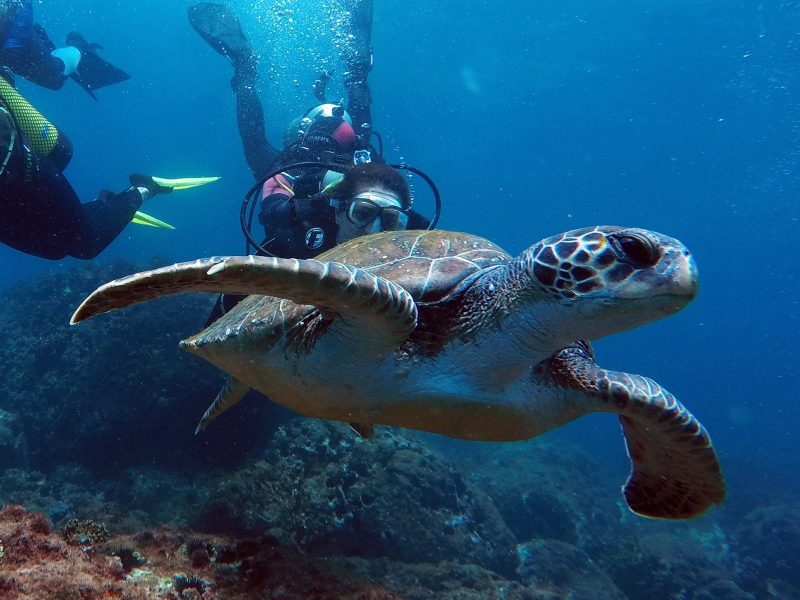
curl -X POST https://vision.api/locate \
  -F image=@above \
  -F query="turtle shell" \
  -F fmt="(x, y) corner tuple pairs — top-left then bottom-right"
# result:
(198, 230), (510, 348)
(315, 229), (510, 303)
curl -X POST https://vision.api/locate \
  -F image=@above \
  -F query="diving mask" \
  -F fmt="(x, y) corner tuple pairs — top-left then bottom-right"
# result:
(335, 190), (409, 233)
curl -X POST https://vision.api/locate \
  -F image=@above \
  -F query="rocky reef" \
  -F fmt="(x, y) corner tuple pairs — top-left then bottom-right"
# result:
(0, 259), (276, 473)
(0, 504), (404, 599)
(195, 421), (518, 577)
(0, 261), (795, 598)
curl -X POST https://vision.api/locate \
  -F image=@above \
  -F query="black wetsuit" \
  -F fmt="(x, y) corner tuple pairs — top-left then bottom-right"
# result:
(0, 0), (69, 89)
(0, 104), (142, 260)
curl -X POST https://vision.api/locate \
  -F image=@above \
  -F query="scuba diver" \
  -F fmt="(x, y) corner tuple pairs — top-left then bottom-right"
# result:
(0, 72), (218, 260)
(0, 0), (129, 99)
(187, 1), (435, 258)
(189, 1), (439, 323)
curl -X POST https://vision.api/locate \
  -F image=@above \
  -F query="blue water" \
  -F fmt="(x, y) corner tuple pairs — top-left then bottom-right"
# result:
(2, 0), (798, 586)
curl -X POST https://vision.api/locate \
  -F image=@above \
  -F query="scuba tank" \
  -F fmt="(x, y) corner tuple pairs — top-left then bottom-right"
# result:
(0, 75), (72, 170)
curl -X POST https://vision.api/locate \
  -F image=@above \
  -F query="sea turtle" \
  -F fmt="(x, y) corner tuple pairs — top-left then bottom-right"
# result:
(71, 226), (725, 519)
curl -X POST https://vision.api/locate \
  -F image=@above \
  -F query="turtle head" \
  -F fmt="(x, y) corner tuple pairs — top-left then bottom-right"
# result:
(518, 226), (697, 341)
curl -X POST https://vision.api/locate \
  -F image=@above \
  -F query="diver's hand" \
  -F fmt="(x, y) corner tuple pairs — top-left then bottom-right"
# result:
(292, 193), (331, 221)
(292, 196), (315, 215)
(313, 70), (331, 103)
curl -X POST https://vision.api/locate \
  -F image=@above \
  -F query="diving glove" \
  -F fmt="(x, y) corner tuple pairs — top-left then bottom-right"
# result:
(66, 32), (130, 99)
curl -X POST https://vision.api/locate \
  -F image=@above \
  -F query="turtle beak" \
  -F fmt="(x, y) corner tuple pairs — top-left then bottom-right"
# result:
(665, 245), (698, 301)
(685, 252), (699, 301)
(577, 238), (699, 337)
(645, 244), (698, 316)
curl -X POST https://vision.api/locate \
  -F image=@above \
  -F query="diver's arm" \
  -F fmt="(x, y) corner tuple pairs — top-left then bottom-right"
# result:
(342, 0), (373, 140)
(234, 83), (280, 180)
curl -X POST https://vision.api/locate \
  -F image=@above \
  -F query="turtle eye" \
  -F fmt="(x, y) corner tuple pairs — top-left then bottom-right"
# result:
(608, 233), (659, 268)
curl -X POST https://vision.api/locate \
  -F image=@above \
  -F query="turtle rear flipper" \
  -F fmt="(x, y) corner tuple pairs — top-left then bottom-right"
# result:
(71, 256), (418, 350)
(543, 342), (725, 519)
(195, 376), (250, 434)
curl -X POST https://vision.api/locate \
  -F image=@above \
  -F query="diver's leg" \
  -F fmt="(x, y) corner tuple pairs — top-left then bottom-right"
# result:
(234, 78), (279, 180)
(0, 109), (138, 260)
(0, 135), (82, 259)
(36, 158), (143, 260)
(342, 0), (374, 139)
(0, 147), (139, 259)
(66, 187), (143, 259)
(187, 3), (278, 179)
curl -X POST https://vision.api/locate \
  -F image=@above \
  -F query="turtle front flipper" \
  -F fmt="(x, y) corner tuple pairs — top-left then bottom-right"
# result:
(71, 256), (418, 347)
(543, 342), (725, 519)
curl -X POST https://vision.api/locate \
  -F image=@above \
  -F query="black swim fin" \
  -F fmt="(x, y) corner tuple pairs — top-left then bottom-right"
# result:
(66, 32), (130, 98)
(187, 3), (252, 62)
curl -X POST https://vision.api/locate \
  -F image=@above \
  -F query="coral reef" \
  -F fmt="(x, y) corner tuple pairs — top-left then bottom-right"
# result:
(516, 539), (626, 600)
(13, 488), (764, 600)
(195, 420), (518, 576)
(0, 505), (130, 599)
(463, 439), (622, 556)
(0, 409), (26, 470)
(733, 504), (800, 597)
(0, 505), (405, 599)
(62, 518), (111, 545)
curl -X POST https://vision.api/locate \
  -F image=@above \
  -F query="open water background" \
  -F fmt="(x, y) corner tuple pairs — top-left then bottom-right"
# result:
(1, 0), (798, 567)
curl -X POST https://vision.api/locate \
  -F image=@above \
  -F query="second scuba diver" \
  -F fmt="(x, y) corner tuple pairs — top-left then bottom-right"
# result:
(188, 0), (436, 323)
(187, 0), (432, 258)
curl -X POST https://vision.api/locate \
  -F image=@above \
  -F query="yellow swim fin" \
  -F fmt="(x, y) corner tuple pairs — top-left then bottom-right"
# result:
(131, 211), (175, 230)
(151, 176), (220, 190)
(127, 175), (219, 230)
